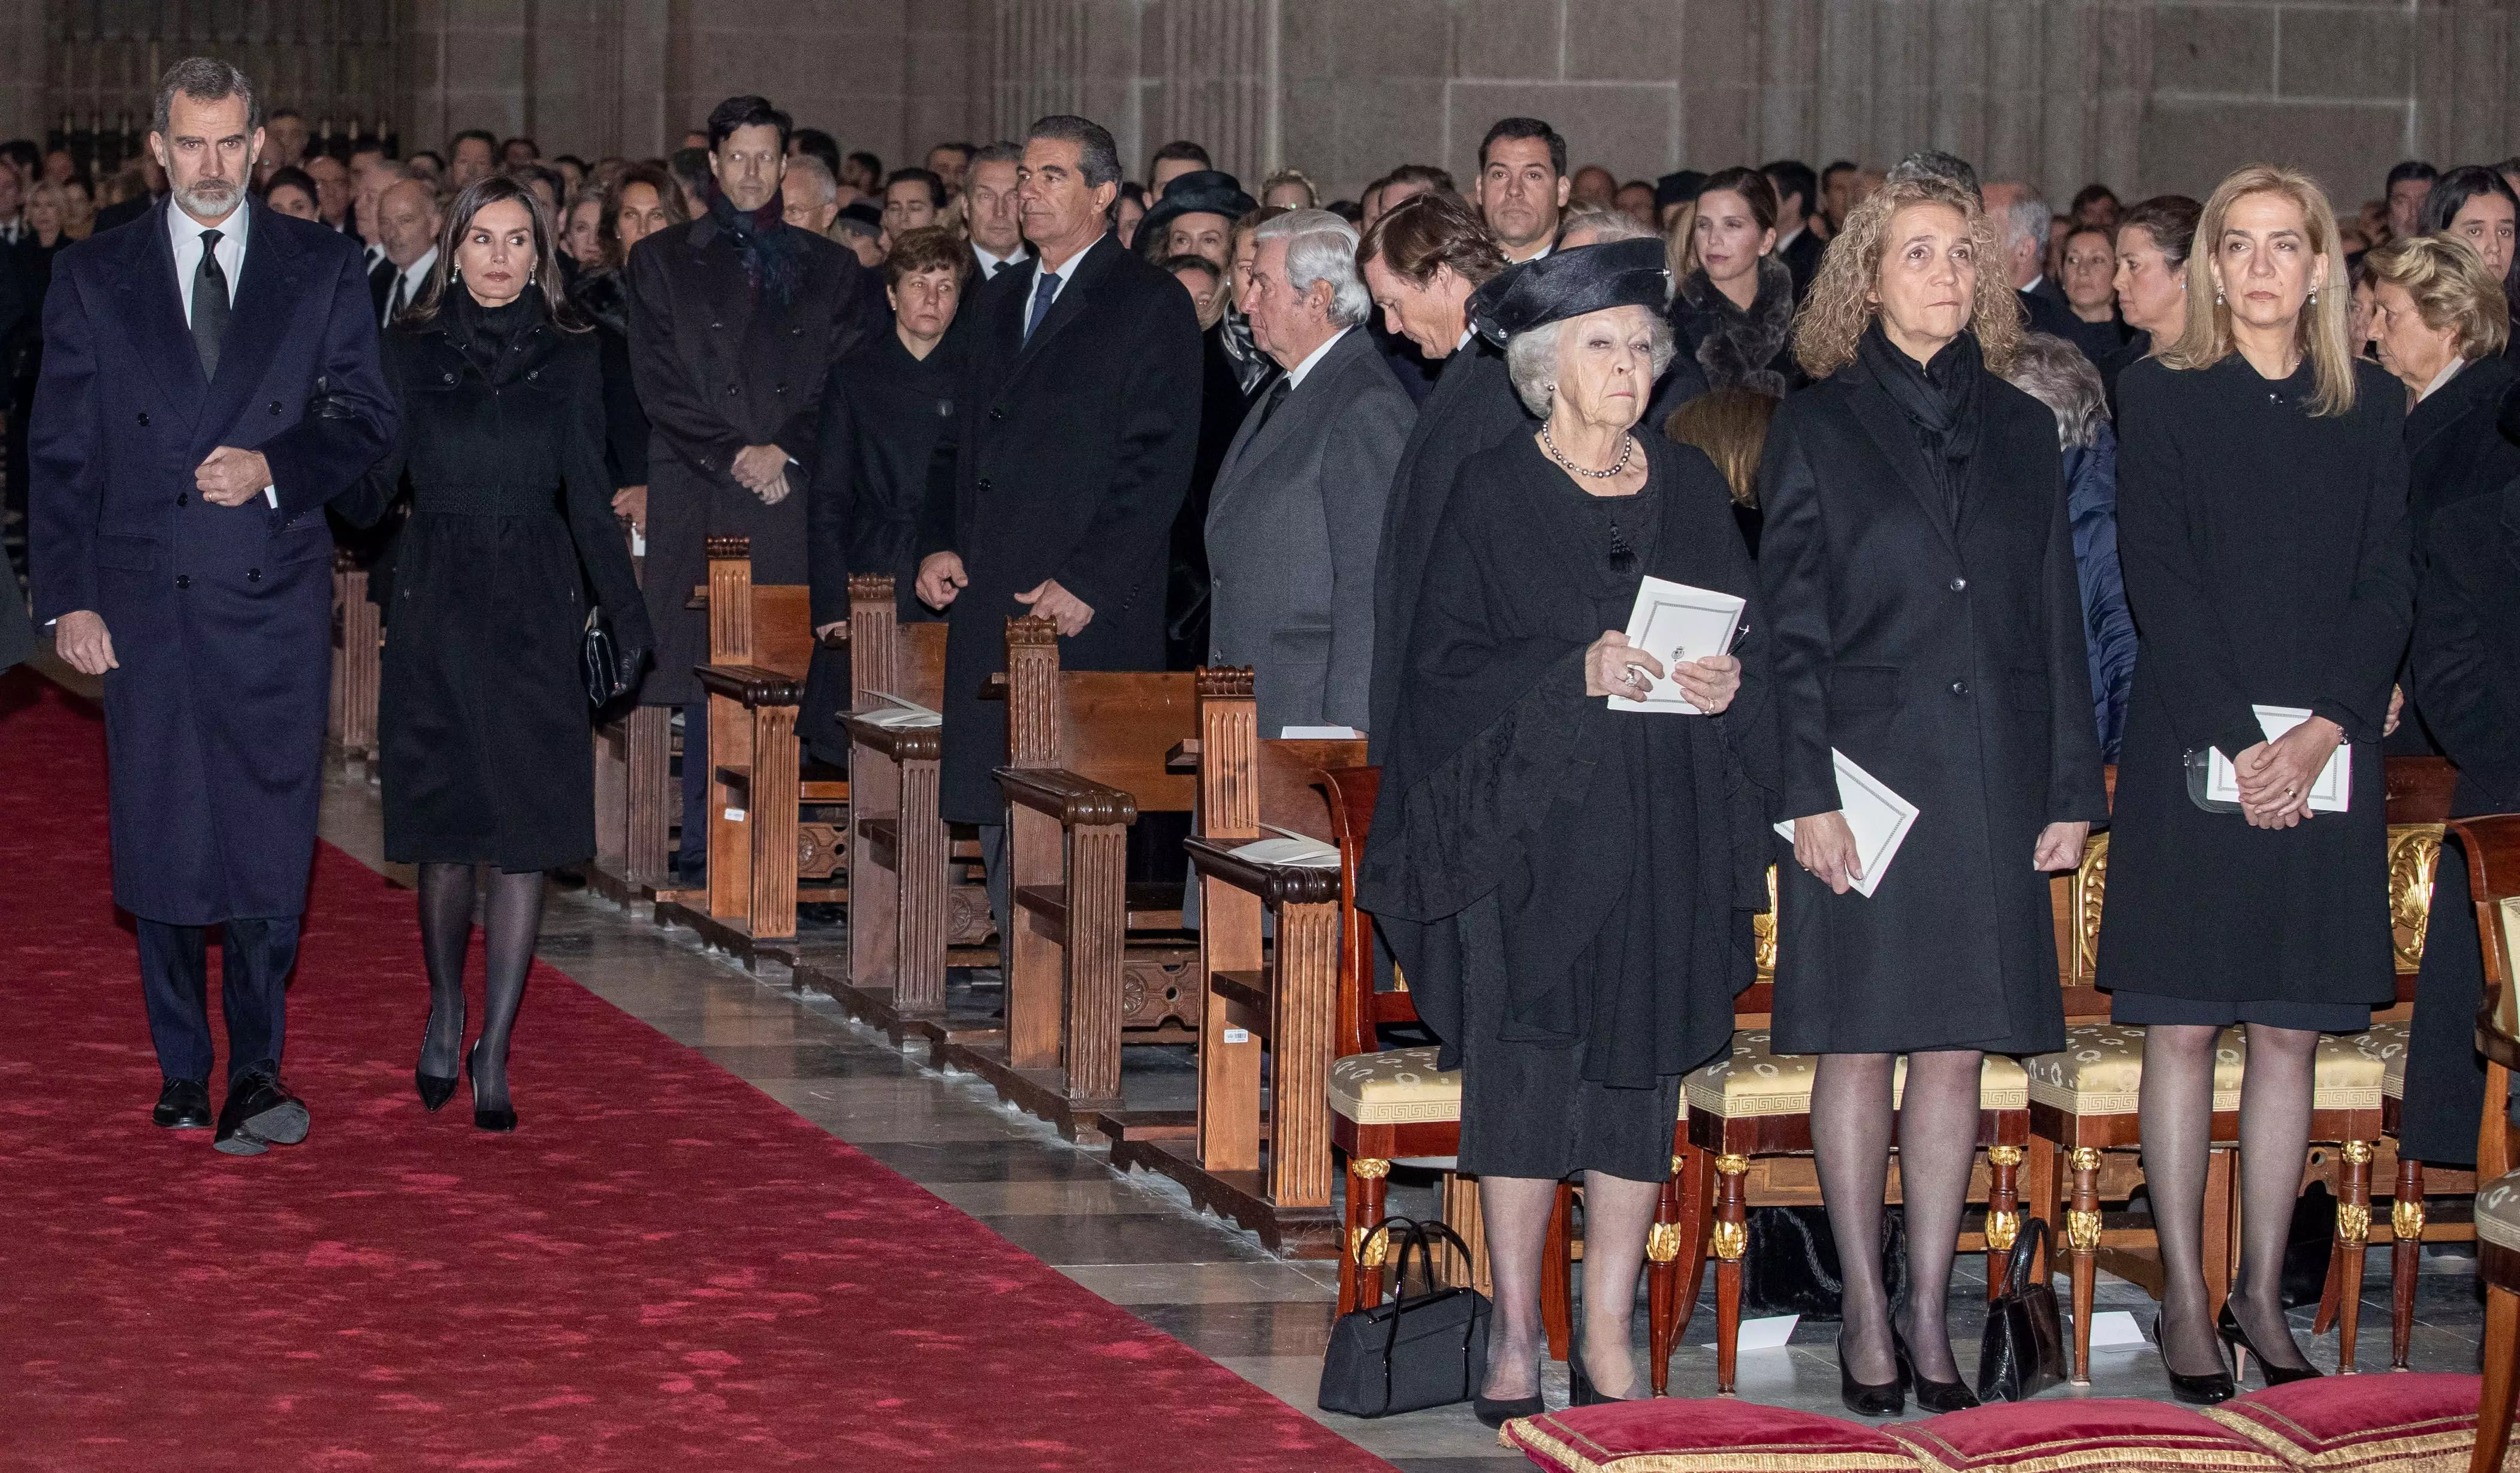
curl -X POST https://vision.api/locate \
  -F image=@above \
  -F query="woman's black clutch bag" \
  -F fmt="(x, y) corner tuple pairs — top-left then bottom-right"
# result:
(581, 606), (641, 708)
(1317, 1217), (1492, 1418)
(1977, 1215), (2065, 1402)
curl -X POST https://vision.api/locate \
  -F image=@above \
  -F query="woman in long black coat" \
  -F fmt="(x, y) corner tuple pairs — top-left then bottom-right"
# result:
(358, 177), (654, 1133)
(799, 226), (967, 765)
(2099, 168), (2413, 1396)
(1760, 174), (2105, 1415)
(1358, 239), (1773, 1417)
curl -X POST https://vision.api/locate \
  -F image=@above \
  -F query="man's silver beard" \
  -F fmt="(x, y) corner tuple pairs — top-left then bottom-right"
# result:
(175, 176), (242, 219)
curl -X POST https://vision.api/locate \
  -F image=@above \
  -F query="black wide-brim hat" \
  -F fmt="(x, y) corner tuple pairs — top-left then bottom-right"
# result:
(1137, 170), (1259, 249)
(1469, 237), (1673, 346)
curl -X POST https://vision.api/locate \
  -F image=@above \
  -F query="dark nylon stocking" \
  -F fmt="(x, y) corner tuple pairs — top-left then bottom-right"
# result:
(1812, 1053), (1897, 1384)
(1893, 1051), (1985, 1385)
(467, 868), (547, 1114)
(1577, 1169), (1661, 1398)
(415, 862), (473, 1079)
(2230, 1023), (2319, 1372)
(2138, 1022), (2223, 1375)
(1478, 1176), (1556, 1401)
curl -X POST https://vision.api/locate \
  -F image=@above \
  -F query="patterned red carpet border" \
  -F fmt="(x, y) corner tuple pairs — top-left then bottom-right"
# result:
(0, 672), (1392, 1472)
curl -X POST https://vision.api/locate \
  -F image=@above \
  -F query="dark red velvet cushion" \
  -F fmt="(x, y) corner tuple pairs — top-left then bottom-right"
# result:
(1884, 1397), (2289, 1473)
(1504, 1400), (1918, 1472)
(2205, 1372), (2485, 1471)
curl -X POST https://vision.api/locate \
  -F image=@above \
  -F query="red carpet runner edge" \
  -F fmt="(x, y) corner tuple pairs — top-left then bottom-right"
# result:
(0, 672), (1397, 1473)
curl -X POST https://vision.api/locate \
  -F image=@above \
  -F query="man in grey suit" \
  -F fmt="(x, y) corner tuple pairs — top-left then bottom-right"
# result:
(1204, 210), (1413, 734)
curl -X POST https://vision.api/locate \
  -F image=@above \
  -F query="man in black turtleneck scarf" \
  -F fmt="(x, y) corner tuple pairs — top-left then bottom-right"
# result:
(629, 93), (878, 886)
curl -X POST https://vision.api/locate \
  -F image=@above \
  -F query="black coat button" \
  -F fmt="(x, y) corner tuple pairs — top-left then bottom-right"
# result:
(137, 412), (149, 426)
(175, 575), (191, 590)
(977, 477), (992, 491)
(443, 372), (456, 383)
(1949, 680), (1969, 698)
(711, 321), (723, 330)
(175, 493), (188, 506)
(246, 568), (262, 582)
(728, 385), (740, 396)
(989, 407), (1005, 421)
(269, 400), (282, 414)
(1949, 576), (1967, 593)
(774, 382), (786, 395)
(527, 368), (539, 381)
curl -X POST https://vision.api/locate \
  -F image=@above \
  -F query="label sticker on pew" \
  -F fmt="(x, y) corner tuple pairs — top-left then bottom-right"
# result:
(724, 807), (747, 822)
(1224, 1028), (1251, 1044)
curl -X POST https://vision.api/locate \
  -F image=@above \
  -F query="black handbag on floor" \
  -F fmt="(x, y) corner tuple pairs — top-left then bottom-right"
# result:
(1317, 1217), (1491, 1418)
(1978, 1215), (2066, 1402)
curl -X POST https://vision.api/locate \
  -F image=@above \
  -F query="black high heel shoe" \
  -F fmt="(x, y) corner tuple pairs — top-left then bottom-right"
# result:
(2217, 1300), (2322, 1386)
(415, 1010), (460, 1112)
(2152, 1314), (2237, 1405)
(1472, 1353), (1544, 1429)
(467, 1043), (517, 1134)
(1894, 1327), (1981, 1412)
(1838, 1334), (1907, 1417)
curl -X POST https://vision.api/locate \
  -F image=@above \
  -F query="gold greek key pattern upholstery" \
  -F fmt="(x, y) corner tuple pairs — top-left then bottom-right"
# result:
(1327, 1046), (1461, 1125)
(2024, 1024), (2398, 1116)
(2477, 1169), (2520, 1254)
(2367, 1020), (2409, 1101)
(1684, 1030), (2028, 1119)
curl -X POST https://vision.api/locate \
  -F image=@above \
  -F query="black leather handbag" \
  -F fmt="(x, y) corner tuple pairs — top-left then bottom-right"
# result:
(1316, 1218), (1491, 1418)
(581, 605), (639, 708)
(1977, 1215), (2066, 1403)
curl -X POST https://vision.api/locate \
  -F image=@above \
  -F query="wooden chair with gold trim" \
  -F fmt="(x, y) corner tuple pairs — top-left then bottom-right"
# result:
(2448, 815), (2520, 1473)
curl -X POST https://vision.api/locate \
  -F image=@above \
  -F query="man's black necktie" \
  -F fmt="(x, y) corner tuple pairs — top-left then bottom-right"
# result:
(1248, 375), (1291, 437)
(192, 228), (233, 381)
(388, 271), (410, 323)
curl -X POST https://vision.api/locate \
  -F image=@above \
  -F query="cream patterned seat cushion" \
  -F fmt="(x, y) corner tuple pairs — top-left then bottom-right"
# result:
(2024, 1024), (2400, 1116)
(1684, 1031), (2029, 1120)
(2478, 1170), (2520, 1254)
(1329, 1046), (1461, 1125)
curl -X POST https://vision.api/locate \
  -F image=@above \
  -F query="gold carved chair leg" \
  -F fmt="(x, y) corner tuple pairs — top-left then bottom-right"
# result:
(1341, 1155), (1391, 1313)
(2392, 1158), (2425, 1369)
(1985, 1143), (2024, 1297)
(1711, 1152), (1749, 1395)
(2335, 1138), (2375, 1372)
(1647, 1144), (1715, 1396)
(2066, 1146), (2103, 1384)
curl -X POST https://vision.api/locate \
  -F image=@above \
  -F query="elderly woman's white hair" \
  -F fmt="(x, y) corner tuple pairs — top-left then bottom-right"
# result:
(1253, 208), (1374, 328)
(1998, 331), (2110, 449)
(1504, 301), (1677, 418)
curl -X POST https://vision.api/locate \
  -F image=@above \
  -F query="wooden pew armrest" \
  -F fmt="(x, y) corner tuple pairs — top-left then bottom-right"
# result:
(696, 663), (802, 707)
(843, 713), (943, 760)
(997, 766), (1139, 827)
(1181, 835), (1343, 907)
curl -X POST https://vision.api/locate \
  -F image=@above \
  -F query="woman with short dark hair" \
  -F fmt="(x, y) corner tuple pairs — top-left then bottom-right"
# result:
(1763, 173), (2105, 1415)
(349, 176), (654, 1133)
(1671, 166), (1798, 396)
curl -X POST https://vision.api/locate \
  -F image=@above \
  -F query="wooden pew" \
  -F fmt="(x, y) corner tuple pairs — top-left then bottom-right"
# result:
(834, 575), (955, 1020)
(327, 550), (381, 762)
(585, 522), (683, 907)
(947, 615), (1200, 1140)
(666, 535), (846, 960)
(1106, 674), (1362, 1255)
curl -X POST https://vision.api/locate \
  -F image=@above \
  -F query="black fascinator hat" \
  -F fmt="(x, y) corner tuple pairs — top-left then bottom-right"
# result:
(1468, 237), (1671, 346)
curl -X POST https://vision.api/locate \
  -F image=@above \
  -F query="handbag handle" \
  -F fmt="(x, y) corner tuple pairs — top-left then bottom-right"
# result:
(1360, 1215), (1484, 1415)
(2002, 1215), (2048, 1300)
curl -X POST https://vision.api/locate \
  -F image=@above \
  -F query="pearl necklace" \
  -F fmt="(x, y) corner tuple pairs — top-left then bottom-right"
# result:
(1541, 422), (1635, 479)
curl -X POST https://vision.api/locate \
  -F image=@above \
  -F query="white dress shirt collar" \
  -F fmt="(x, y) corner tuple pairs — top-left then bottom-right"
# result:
(1283, 325), (1351, 391)
(1033, 230), (1104, 283)
(974, 242), (1029, 278)
(168, 197), (251, 326)
(385, 246), (437, 324)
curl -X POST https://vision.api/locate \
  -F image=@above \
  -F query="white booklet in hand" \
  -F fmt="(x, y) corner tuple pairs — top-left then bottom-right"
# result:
(2205, 705), (2350, 813)
(1607, 576), (1747, 714)
(858, 691), (943, 729)
(1771, 750), (1920, 899)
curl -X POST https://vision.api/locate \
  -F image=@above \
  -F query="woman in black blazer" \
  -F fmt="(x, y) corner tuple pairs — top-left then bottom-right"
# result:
(2099, 167), (2413, 1399)
(357, 177), (654, 1133)
(1760, 174), (2107, 1415)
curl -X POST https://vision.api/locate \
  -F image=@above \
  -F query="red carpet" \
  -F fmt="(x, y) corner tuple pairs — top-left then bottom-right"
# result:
(0, 673), (1392, 1472)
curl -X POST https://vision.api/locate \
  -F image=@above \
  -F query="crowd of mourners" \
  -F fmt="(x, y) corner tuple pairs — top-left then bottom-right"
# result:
(11, 61), (2520, 1421)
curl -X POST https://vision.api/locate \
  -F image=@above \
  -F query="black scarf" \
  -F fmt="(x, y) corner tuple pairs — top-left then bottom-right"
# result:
(446, 281), (545, 384)
(704, 180), (807, 306)
(1857, 319), (1984, 525)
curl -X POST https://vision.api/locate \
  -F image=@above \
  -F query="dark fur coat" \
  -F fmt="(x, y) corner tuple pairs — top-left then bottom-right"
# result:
(1671, 255), (1801, 397)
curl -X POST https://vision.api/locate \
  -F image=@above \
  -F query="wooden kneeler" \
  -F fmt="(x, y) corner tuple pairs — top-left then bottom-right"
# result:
(328, 550), (381, 760)
(841, 575), (954, 1017)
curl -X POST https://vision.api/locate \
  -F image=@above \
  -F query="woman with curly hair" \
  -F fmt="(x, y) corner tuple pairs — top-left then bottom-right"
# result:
(1759, 173), (2108, 1416)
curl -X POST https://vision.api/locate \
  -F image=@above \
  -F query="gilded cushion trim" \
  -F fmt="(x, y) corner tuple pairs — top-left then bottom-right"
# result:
(1685, 1031), (2027, 1120)
(1327, 1045), (1462, 1125)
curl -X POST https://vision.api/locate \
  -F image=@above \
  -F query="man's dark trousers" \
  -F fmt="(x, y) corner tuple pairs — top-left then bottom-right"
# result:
(137, 916), (299, 1085)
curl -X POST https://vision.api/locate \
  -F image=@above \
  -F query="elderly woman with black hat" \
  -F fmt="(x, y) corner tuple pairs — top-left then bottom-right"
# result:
(1137, 168), (1257, 270)
(1357, 237), (1777, 1420)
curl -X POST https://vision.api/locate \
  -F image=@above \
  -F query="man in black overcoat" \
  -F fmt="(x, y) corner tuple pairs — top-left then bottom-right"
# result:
(629, 95), (876, 883)
(915, 114), (1203, 926)
(29, 61), (396, 1152)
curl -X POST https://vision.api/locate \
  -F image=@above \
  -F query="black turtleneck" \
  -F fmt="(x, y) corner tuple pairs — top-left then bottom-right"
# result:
(446, 283), (544, 383)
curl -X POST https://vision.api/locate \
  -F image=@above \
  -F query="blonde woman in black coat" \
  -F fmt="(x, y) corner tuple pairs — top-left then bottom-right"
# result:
(1759, 173), (2106, 1416)
(2101, 167), (2412, 1400)
(354, 176), (653, 1133)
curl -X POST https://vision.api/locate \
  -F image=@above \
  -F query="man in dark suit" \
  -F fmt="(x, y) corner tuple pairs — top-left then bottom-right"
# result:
(29, 58), (396, 1153)
(1764, 159), (1827, 300)
(629, 93), (876, 886)
(915, 113), (1203, 928)
(1985, 180), (2080, 340)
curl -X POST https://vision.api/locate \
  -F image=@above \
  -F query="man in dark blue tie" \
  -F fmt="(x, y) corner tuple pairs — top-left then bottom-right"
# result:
(28, 58), (396, 1154)
(914, 114), (1203, 935)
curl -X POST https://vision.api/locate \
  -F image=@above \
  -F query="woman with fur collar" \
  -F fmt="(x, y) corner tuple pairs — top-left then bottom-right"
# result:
(1670, 166), (1804, 398)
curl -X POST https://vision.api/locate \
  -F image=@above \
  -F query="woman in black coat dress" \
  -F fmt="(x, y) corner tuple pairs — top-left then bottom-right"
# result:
(2099, 167), (2413, 1396)
(1358, 239), (1772, 1417)
(358, 178), (654, 1133)
(1760, 174), (2106, 1414)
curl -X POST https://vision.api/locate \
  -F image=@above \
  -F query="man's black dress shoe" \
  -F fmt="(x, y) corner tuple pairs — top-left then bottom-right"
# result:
(213, 1073), (311, 1157)
(153, 1079), (212, 1130)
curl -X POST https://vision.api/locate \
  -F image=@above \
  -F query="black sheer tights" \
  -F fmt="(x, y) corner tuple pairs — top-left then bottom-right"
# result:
(2139, 1022), (2319, 1377)
(415, 862), (547, 1112)
(1813, 1051), (1984, 1386)
(1478, 1170), (1662, 1400)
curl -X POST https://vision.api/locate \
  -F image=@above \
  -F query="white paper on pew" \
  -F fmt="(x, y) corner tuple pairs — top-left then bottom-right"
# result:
(859, 690), (943, 729)
(2204, 705), (2350, 813)
(1607, 575), (1746, 714)
(1703, 1313), (1798, 1351)
(2087, 1311), (2147, 1348)
(1280, 725), (1362, 739)
(1229, 835), (1340, 868)
(1771, 750), (1919, 899)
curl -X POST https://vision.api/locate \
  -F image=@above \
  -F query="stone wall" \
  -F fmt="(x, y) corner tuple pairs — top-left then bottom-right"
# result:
(10, 1), (2515, 212)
